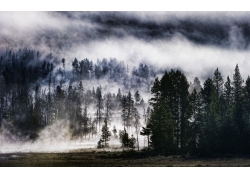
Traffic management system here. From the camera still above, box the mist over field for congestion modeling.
[1,11,250,154]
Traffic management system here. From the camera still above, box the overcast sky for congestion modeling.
[1,11,250,83]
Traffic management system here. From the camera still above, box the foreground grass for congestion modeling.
[1,149,250,167]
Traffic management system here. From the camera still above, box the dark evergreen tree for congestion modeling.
[96,86,104,131]
[128,135,136,150]
[104,92,112,125]
[213,68,224,99]
[99,119,111,148]
[72,58,79,81]
[121,95,128,129]
[148,97,174,155]
[119,128,129,150]
[232,65,244,125]
[188,89,203,155]
[159,70,191,153]
[134,90,141,105]
[133,107,141,151]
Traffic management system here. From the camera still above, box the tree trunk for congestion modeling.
[137,133,139,151]
[147,135,149,151]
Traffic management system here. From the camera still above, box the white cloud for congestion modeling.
[1,12,250,84]
[62,35,250,84]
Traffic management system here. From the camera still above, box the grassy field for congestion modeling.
[1,149,250,167]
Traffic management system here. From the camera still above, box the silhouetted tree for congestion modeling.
[99,119,111,148]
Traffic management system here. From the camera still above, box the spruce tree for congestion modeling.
[232,64,245,143]
[188,89,203,154]
[243,76,250,124]
[96,86,104,131]
[133,107,141,151]
[99,119,111,148]
[121,95,128,129]
[148,97,174,155]
[119,128,129,150]
[224,76,232,106]
[219,76,238,153]
[126,91,134,130]
[213,67,224,100]
[159,70,191,153]
[104,92,112,125]
[134,90,141,104]
[128,135,136,150]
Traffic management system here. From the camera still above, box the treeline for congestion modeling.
[0,78,146,141]
[0,48,151,141]
[4,48,250,157]
[144,65,250,156]
[0,49,153,90]
[70,57,151,89]
[0,49,55,86]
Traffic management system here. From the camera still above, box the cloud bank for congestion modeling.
[1,11,250,83]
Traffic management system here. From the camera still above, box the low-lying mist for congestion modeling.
[2,12,250,154]
[0,117,147,153]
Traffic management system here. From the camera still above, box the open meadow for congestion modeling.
[1,150,250,167]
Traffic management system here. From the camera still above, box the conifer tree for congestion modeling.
[96,86,104,131]
[219,76,239,153]
[148,97,174,155]
[159,70,191,153]
[232,64,245,137]
[213,67,224,99]
[99,119,111,148]
[72,58,79,81]
[224,76,232,107]
[243,76,250,124]
[126,91,134,130]
[104,93,112,125]
[121,95,128,129]
[116,88,122,108]
[119,128,129,150]
[188,89,203,154]
[134,90,141,104]
[133,107,141,150]
[128,135,136,150]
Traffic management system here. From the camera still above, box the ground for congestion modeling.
[1,149,250,167]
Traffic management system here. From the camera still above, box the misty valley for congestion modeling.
[2,12,250,167]
[0,49,155,153]
[1,47,250,165]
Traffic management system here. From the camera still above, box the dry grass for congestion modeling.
[1,150,250,167]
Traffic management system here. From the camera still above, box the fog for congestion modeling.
[0,117,148,153]
[1,11,250,153]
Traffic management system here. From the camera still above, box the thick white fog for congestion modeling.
[1,11,250,153]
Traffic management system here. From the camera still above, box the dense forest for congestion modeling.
[0,49,151,145]
[1,48,250,157]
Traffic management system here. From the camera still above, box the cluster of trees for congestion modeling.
[96,88,147,149]
[70,58,151,89]
[0,49,151,142]
[144,65,250,156]
[3,48,250,157]
[0,76,146,141]
[0,49,153,94]
[98,122,137,150]
[0,49,55,86]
